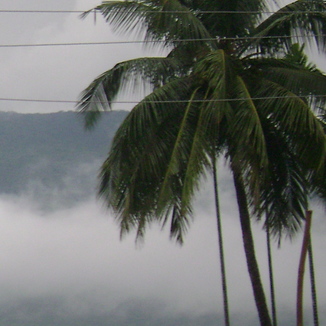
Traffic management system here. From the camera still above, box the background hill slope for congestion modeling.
[0,111,126,208]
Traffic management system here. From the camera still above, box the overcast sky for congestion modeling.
[0,1,325,325]
[0,0,165,114]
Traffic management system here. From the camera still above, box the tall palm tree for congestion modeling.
[77,1,326,325]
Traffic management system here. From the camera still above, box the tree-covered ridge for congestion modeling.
[0,111,126,207]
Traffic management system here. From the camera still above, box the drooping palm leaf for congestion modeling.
[157,91,212,242]
[227,76,268,206]
[252,79,326,172]
[83,0,216,49]
[77,56,185,127]
[250,1,326,55]
[98,76,198,240]
[246,58,326,114]
[258,119,308,241]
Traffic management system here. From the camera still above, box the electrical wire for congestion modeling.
[0,10,86,14]
[0,6,325,108]
[0,94,325,106]
[0,9,326,14]
[0,34,325,48]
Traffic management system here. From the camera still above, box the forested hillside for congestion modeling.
[0,111,126,208]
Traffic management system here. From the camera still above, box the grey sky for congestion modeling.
[0,1,325,325]
[0,0,160,113]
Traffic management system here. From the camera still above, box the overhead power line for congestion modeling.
[0,9,326,14]
[0,98,76,104]
[0,94,325,106]
[0,34,324,48]
[0,10,86,14]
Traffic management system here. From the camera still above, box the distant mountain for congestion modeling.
[0,110,127,209]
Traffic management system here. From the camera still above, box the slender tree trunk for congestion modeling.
[308,233,319,326]
[233,172,272,326]
[296,210,312,326]
[266,216,277,326]
[212,159,230,326]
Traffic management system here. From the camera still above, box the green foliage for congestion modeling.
[78,56,184,128]
[82,0,215,49]
[251,1,326,55]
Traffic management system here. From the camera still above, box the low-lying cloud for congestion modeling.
[0,172,324,325]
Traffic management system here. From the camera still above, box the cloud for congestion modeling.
[0,165,324,325]
[22,159,102,211]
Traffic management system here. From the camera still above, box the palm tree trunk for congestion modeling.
[296,210,312,326]
[212,159,230,326]
[233,172,272,326]
[307,233,319,326]
[266,214,277,326]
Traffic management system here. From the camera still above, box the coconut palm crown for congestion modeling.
[77,1,326,325]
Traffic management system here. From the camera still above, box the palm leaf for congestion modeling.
[247,56,326,109]
[83,0,216,49]
[258,118,308,241]
[191,0,265,38]
[250,1,326,54]
[98,77,197,240]
[252,78,326,173]
[228,76,270,209]
[77,56,184,128]
[155,90,199,215]
[156,90,211,243]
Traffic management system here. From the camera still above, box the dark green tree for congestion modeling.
[77,1,326,325]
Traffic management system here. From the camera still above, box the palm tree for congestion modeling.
[260,42,326,326]
[77,1,326,325]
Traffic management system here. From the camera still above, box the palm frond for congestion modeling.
[247,56,326,109]
[253,79,326,173]
[250,1,326,54]
[194,50,269,205]
[227,76,268,207]
[76,56,184,128]
[192,0,265,38]
[156,90,199,214]
[192,50,235,155]
[258,119,308,241]
[193,50,234,129]
[156,90,212,242]
[86,0,216,50]
[98,77,197,241]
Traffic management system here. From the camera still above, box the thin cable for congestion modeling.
[1,9,326,14]
[1,34,325,48]
[0,94,325,105]
[0,10,86,14]
[0,98,77,104]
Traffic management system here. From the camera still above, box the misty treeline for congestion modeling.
[0,111,126,207]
